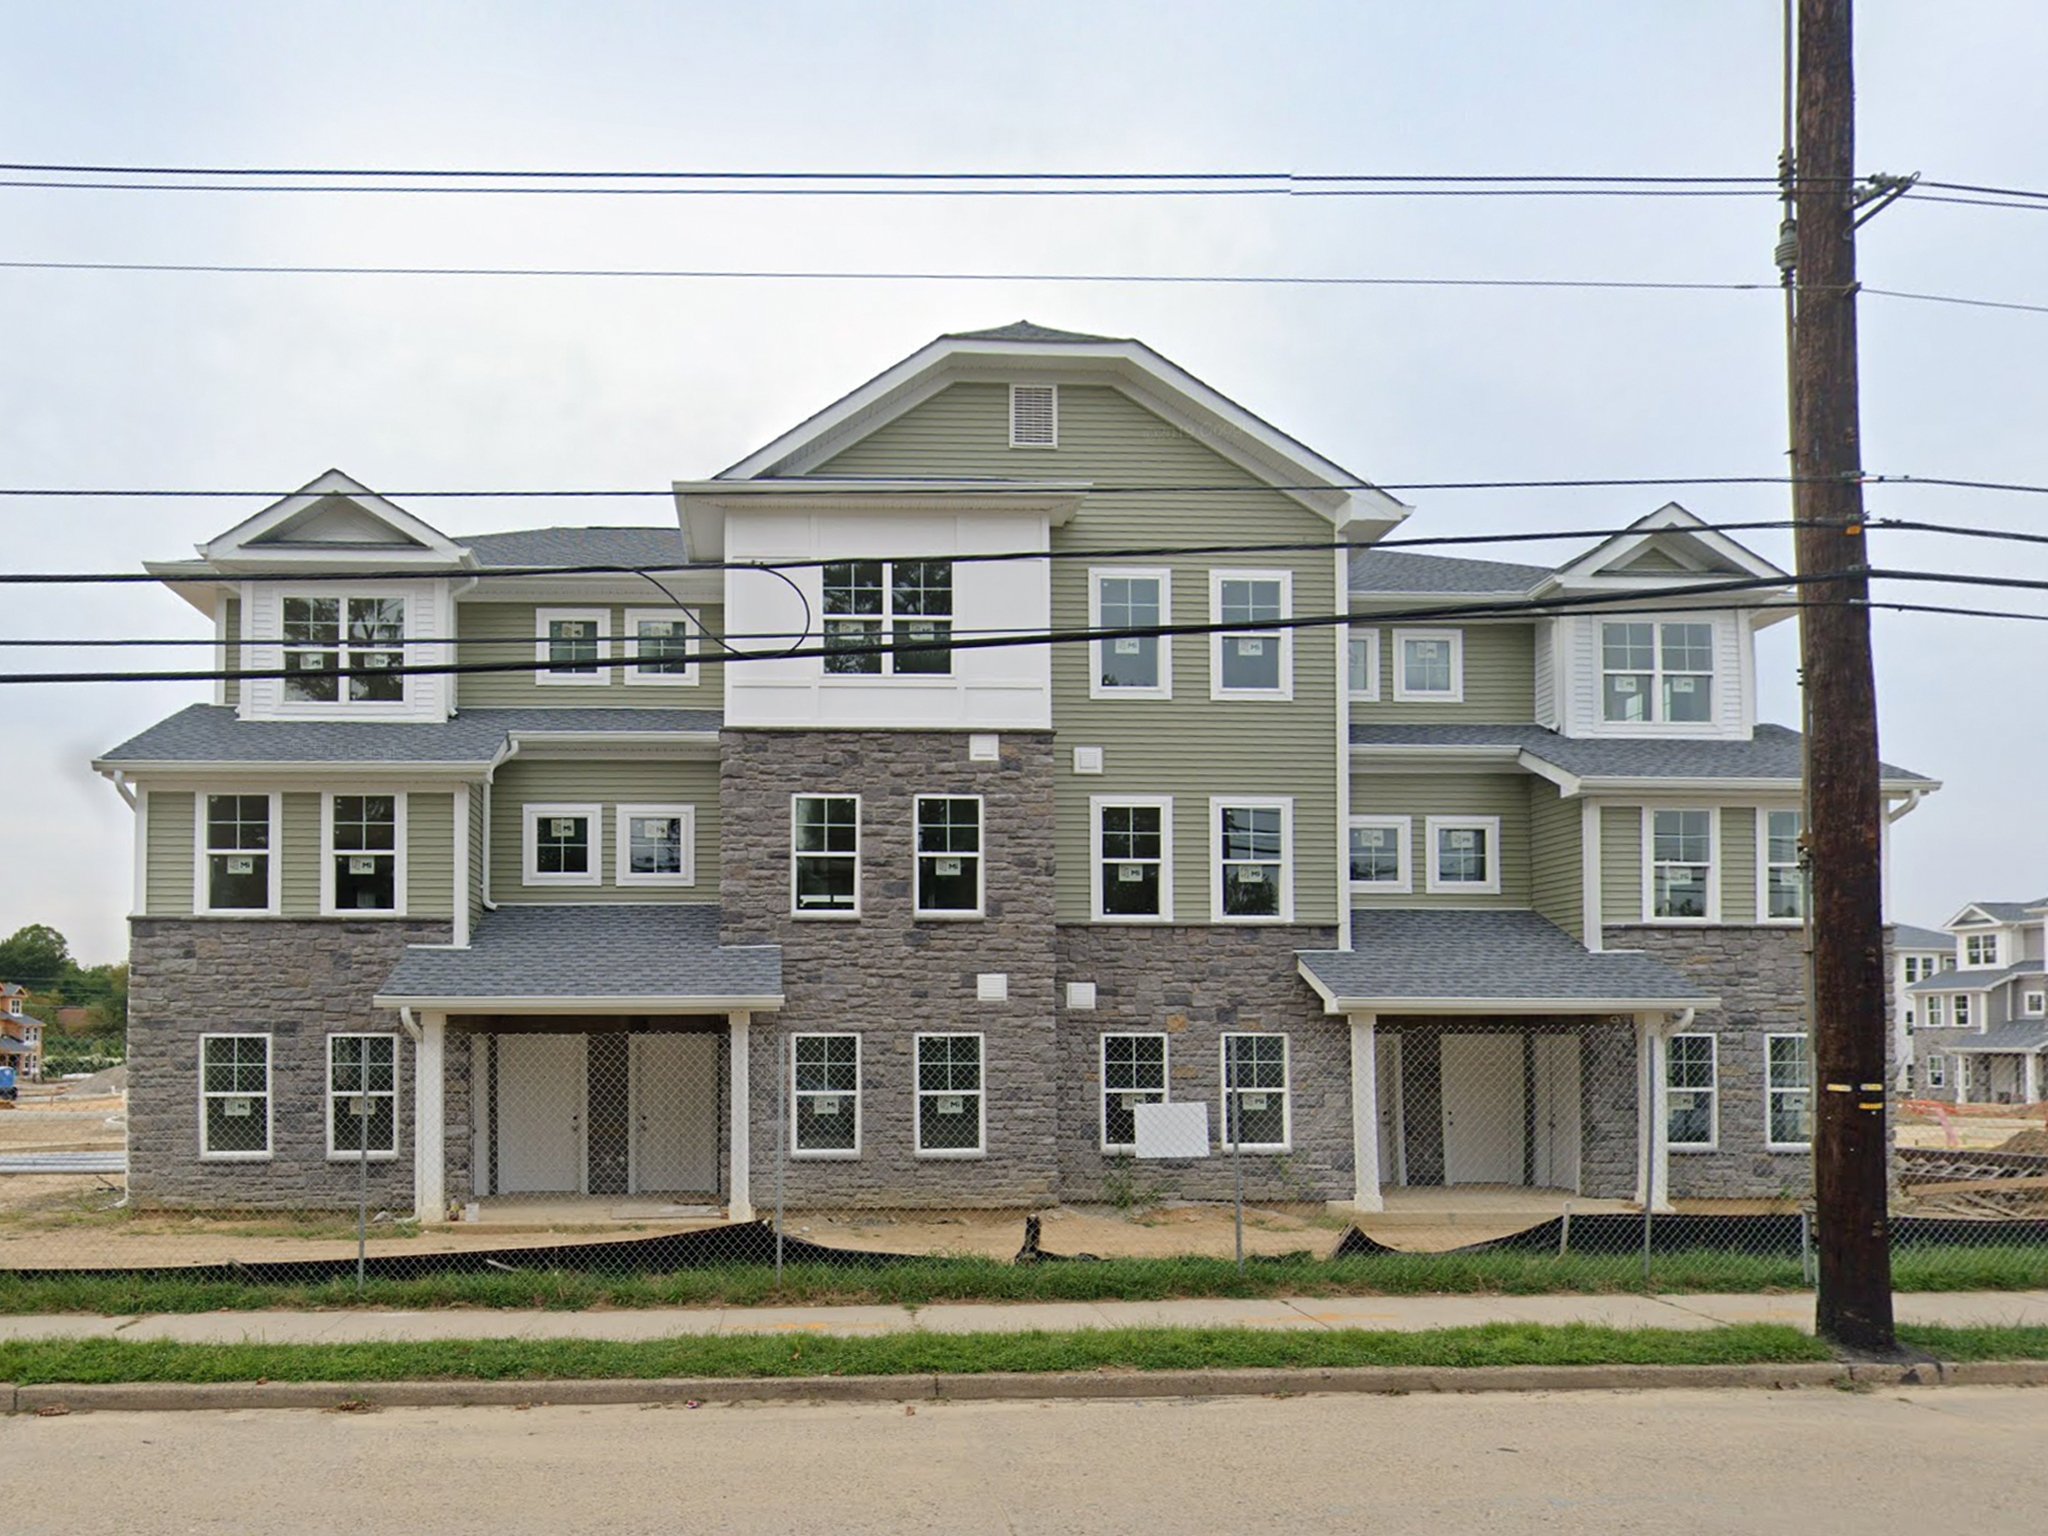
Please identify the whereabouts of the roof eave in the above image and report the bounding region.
[371,992,785,1014]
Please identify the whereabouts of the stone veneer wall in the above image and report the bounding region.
[1605,925,1825,1200]
[127,918,451,1210]
[1054,925,1347,1202]
[721,729,1061,1208]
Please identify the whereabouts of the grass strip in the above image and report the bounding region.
[0,1246,2042,1314]
[0,1323,1831,1386]
[1897,1325,2048,1362]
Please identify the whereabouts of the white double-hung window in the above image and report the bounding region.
[1221,1033,1289,1152]
[1093,797,1172,921]
[1213,798,1292,921]
[282,594,406,705]
[792,1033,861,1157]
[1667,1034,1718,1149]
[1964,932,2000,968]
[1210,570,1291,699]
[198,793,280,914]
[1601,620,1715,724]
[1765,1033,1814,1149]
[323,793,404,914]
[822,560,952,676]
[1100,1033,1167,1153]
[1762,809,1804,922]
[535,608,610,685]
[1393,628,1463,702]
[1347,629,1381,701]
[1091,568,1170,697]
[199,1033,272,1159]
[326,1033,398,1159]
[1646,809,1716,921]
[791,795,860,915]
[523,803,601,887]
[615,804,695,887]
[915,1033,985,1156]
[914,796,983,917]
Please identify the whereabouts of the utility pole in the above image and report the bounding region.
[1788,0,1895,1353]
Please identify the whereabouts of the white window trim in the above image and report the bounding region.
[193,790,284,917]
[1008,382,1058,448]
[1640,807,1722,924]
[1597,616,1721,728]
[613,803,697,888]
[790,793,861,920]
[1088,566,1172,701]
[1963,932,2003,969]
[534,607,612,686]
[1764,1032,1813,1151]
[1953,993,1976,1031]
[790,1032,862,1160]
[1348,814,1413,896]
[1347,626,1382,702]
[324,1032,400,1162]
[912,793,985,920]
[621,606,701,688]
[1392,627,1464,704]
[1425,815,1502,897]
[1667,1032,1719,1152]
[521,801,603,888]
[319,791,409,918]
[1219,1033,1291,1153]
[1208,568,1294,702]
[1209,795,1295,923]
[1099,1032,1169,1155]
[268,585,415,716]
[1089,794,1174,924]
[819,559,954,681]
[913,1031,987,1159]
[1757,807,1804,927]
[2027,992,2047,1017]
[1925,995,1946,1029]
[1925,1053,1947,1089]
[198,1031,273,1162]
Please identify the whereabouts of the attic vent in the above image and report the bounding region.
[1010,384,1058,447]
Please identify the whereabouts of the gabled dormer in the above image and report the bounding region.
[1944,901,2048,969]
[147,471,474,725]
[1531,504,1795,741]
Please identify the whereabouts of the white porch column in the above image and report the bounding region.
[1633,1014,1673,1213]
[2026,1053,2041,1106]
[413,1011,447,1222]
[1348,1013,1383,1212]
[728,1010,754,1221]
[1956,1054,1970,1105]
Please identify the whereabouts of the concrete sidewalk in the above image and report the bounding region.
[3,1289,2047,1344]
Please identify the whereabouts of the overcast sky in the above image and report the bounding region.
[3,1,2043,962]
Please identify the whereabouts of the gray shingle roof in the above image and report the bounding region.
[1891,923,1956,951]
[1349,721,1934,786]
[1957,900,2048,924]
[97,705,719,767]
[1946,1021,2048,1053]
[1297,909,1712,1009]
[459,527,689,569]
[1349,548,1550,595]
[1905,960,2045,996]
[943,321,1124,344]
[377,905,782,1006]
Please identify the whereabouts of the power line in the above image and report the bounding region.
[1916,178,2048,202]
[3,569,2031,686]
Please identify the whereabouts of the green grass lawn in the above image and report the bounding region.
[0,1323,1835,1385]
[0,1245,2041,1314]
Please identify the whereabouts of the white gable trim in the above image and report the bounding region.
[1540,503,1789,593]
[712,335,1407,530]
[199,470,471,570]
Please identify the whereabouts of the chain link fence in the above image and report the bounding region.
[3,1017,2046,1297]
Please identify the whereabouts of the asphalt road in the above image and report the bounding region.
[6,1386,2045,1534]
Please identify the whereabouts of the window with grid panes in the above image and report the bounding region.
[282,595,405,703]
[792,1034,860,1154]
[1217,804,1285,918]
[1651,810,1713,918]
[1098,803,1166,917]
[1101,1034,1167,1151]
[1667,1034,1717,1147]
[1221,1033,1288,1150]
[822,560,952,675]
[200,1034,271,1156]
[914,797,982,915]
[915,1034,983,1154]
[792,796,859,912]
[327,1034,397,1157]
[330,795,398,911]
[202,794,272,911]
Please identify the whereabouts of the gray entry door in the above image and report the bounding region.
[1440,1034,1526,1185]
[1531,1034,1582,1192]
[630,1034,720,1195]
[495,1034,586,1194]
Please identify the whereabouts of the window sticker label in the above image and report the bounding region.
[227,856,255,875]
[1242,1093,1269,1111]
[1114,636,1142,654]
[223,1096,253,1118]
[348,857,377,876]
[936,1095,965,1116]
[935,857,962,877]
[550,818,578,838]
[814,1096,842,1116]
[1672,677,1696,693]
[1614,676,1638,693]
[1238,638,1265,656]
[1117,863,1145,883]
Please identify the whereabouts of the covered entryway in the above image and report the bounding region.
[496,1033,586,1193]
[1441,1034,1524,1184]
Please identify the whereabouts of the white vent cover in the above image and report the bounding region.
[1072,746,1104,775]
[977,972,1010,1002]
[1010,384,1058,447]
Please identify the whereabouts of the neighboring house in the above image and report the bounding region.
[93,321,1940,1217]
[0,983,43,1082]
[1890,922,1956,1093]
[1908,900,2048,1105]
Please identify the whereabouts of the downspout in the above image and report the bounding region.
[480,737,521,911]
[107,769,137,809]
[399,1007,422,1043]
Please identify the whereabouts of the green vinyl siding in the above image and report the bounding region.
[280,793,320,916]
[1355,623,1536,723]
[490,757,720,903]
[1600,804,1643,925]
[1528,780,1585,938]
[221,598,241,708]
[455,602,724,711]
[1720,805,1758,924]
[818,380,1339,924]
[1348,773,1531,908]
[406,792,455,917]
[144,790,195,916]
